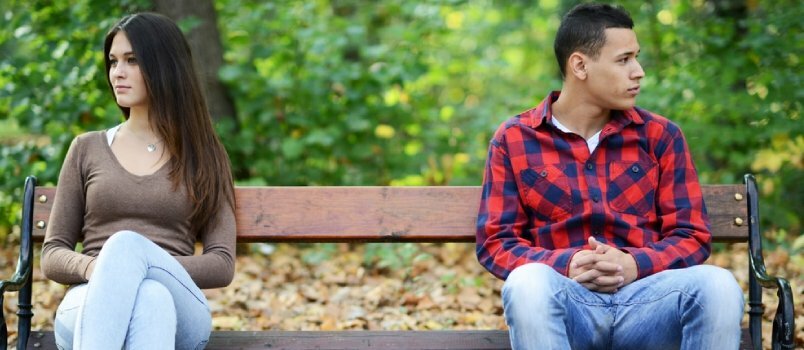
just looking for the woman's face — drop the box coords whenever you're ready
[108,32,148,110]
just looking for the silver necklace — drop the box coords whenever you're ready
[125,123,162,153]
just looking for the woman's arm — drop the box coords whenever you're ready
[174,202,236,289]
[41,136,97,284]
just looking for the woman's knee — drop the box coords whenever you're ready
[133,280,177,327]
[137,280,176,311]
[125,280,179,347]
[99,230,149,257]
[106,230,145,246]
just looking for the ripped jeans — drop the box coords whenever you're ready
[54,231,211,350]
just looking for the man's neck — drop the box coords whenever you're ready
[551,90,610,140]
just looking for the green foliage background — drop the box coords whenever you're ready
[1,0,801,246]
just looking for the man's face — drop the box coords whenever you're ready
[584,28,644,110]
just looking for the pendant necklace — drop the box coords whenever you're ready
[143,138,163,153]
[125,123,161,153]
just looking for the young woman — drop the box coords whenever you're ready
[41,12,236,350]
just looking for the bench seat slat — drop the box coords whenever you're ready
[23,331,510,349]
[26,329,753,350]
[32,185,748,243]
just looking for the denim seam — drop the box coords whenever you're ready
[146,265,209,310]
[608,304,618,350]
[614,288,702,310]
[57,305,81,314]
[565,289,611,307]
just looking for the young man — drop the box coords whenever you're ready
[475,3,744,349]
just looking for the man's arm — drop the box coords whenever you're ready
[476,133,581,280]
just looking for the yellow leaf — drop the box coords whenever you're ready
[212,316,241,330]
[375,124,396,139]
[425,320,444,330]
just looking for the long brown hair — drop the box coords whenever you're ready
[104,13,234,235]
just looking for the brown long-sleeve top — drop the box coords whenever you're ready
[41,131,235,289]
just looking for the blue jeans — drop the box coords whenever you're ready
[502,263,744,350]
[54,231,212,350]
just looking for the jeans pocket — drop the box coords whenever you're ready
[607,161,658,216]
[520,165,573,221]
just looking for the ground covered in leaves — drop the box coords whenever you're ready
[3,242,802,349]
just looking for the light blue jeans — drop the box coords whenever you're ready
[502,263,744,350]
[54,231,211,350]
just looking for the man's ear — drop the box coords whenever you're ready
[568,52,587,80]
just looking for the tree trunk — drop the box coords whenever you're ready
[153,0,237,124]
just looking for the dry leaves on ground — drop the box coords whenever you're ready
[3,242,802,349]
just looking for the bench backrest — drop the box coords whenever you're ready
[30,185,748,243]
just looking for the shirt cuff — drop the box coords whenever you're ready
[559,247,583,277]
[621,247,655,279]
[82,257,97,281]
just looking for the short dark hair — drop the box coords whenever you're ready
[554,3,634,78]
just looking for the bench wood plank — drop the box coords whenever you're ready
[25,329,754,350]
[31,185,748,243]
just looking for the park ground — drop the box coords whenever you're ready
[2,241,802,349]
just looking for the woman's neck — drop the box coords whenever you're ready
[126,107,154,135]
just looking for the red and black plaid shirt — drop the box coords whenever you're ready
[476,92,711,280]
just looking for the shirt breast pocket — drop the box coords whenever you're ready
[607,161,658,216]
[519,165,573,221]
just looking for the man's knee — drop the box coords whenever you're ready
[685,265,744,319]
[503,263,561,301]
[688,265,742,296]
[676,265,744,327]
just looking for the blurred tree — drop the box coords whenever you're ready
[153,0,237,123]
[0,0,800,245]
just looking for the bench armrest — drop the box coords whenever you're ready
[0,176,36,350]
[744,174,796,350]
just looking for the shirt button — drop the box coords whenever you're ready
[540,170,548,177]
[586,163,594,170]
[631,165,640,173]
[592,195,600,202]
[593,231,601,236]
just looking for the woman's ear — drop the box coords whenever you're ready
[568,52,587,80]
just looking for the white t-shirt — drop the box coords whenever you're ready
[551,115,601,153]
[106,124,122,146]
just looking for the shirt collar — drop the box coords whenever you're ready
[527,91,645,130]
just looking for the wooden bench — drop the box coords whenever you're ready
[1,174,795,349]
